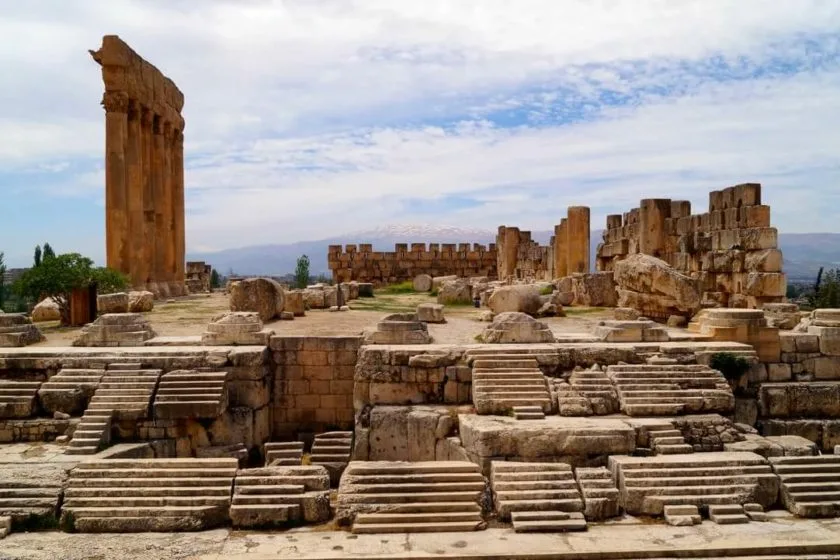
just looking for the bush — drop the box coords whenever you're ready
[382,281,415,295]
[709,352,752,383]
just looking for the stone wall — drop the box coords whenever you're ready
[270,336,360,440]
[596,184,786,309]
[328,243,497,285]
[90,35,186,297]
[0,418,77,443]
[186,261,212,293]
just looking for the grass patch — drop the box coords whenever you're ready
[380,281,416,295]
[564,307,606,315]
[348,297,416,314]
[539,285,554,296]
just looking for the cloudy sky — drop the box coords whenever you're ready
[2,0,839,267]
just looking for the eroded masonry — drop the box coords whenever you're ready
[91,35,186,296]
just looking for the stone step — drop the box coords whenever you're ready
[62,505,220,518]
[623,465,771,477]
[235,485,304,496]
[346,462,479,476]
[771,455,840,466]
[664,504,701,526]
[339,491,481,504]
[514,412,545,420]
[494,481,578,491]
[71,468,237,479]
[355,511,481,525]
[345,473,486,485]
[348,482,486,494]
[651,437,686,446]
[67,477,234,488]
[351,520,483,534]
[654,444,695,455]
[623,403,685,416]
[64,496,230,508]
[784,482,840,492]
[64,486,232,498]
[107,363,144,370]
[649,430,682,439]
[493,463,572,473]
[512,511,586,533]
[473,359,539,369]
[73,459,236,469]
[231,495,301,506]
[788,490,840,502]
[229,504,300,524]
[313,431,353,440]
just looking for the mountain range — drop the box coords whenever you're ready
[187,225,840,283]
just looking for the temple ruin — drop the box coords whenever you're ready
[90,35,186,297]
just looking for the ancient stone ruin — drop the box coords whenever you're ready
[186,261,213,293]
[90,35,187,297]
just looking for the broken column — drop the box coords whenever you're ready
[553,218,568,278]
[567,206,591,274]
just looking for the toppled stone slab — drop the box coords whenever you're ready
[201,311,273,345]
[128,291,154,312]
[481,312,554,343]
[283,290,305,316]
[764,303,800,330]
[460,415,635,472]
[416,303,445,324]
[437,279,472,305]
[594,319,669,343]
[764,435,818,456]
[72,313,156,347]
[229,277,285,322]
[614,254,701,319]
[365,313,431,344]
[31,298,60,322]
[0,314,45,348]
[488,285,543,316]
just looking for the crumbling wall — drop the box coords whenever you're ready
[596,184,785,309]
[186,261,212,293]
[328,243,496,285]
[496,227,553,281]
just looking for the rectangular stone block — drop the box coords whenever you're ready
[813,356,840,380]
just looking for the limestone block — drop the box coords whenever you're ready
[71,313,156,347]
[759,382,840,418]
[744,272,786,297]
[31,298,61,322]
[365,313,432,344]
[614,308,640,320]
[813,356,840,380]
[407,409,439,461]
[202,312,272,346]
[765,435,818,456]
[284,291,305,316]
[413,274,432,292]
[97,292,129,314]
[416,303,445,324]
[229,278,285,322]
[0,314,45,347]
[481,312,554,343]
[128,291,154,312]
[302,288,326,309]
[487,285,542,315]
[368,407,408,460]
[724,433,783,458]
[767,363,792,382]
[437,280,472,305]
[432,275,458,290]
[808,326,840,356]
[744,249,783,272]
[613,254,700,315]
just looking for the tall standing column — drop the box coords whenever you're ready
[553,219,568,278]
[152,116,167,296]
[102,91,130,275]
[172,129,186,294]
[567,206,591,274]
[125,99,144,288]
[137,107,153,290]
[161,123,174,297]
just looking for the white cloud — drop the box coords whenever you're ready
[0,0,839,262]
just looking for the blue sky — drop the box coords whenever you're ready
[2,0,840,268]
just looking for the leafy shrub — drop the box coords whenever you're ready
[709,352,752,382]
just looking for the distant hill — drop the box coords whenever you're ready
[187,225,840,282]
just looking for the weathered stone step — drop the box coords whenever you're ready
[231,494,301,505]
[339,491,481,504]
[351,520,483,534]
[651,437,686,446]
[512,511,587,533]
[235,485,304,495]
[64,486,231,498]
[494,480,578,491]
[655,444,695,455]
[71,468,237,479]
[67,477,233,488]
[64,496,230,507]
[62,505,220,518]
[345,462,479,476]
[623,403,685,416]
[473,359,539,369]
[74,459,236,469]
[355,511,480,525]
[623,465,771,477]
[348,482,486,494]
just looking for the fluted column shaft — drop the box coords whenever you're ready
[172,130,186,291]
[125,100,144,288]
[103,92,129,275]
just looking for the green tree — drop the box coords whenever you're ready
[0,251,6,311]
[210,269,221,289]
[42,243,55,260]
[14,252,128,325]
[294,254,310,289]
[34,245,42,267]
[811,268,840,309]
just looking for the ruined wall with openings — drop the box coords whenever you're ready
[328,243,497,285]
[496,227,553,281]
[596,184,785,308]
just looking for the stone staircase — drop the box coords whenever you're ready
[664,504,701,526]
[512,405,545,420]
[62,458,237,532]
[709,503,749,524]
[490,462,585,532]
[567,368,620,415]
[649,426,694,455]
[770,455,840,517]
[471,355,551,415]
[310,431,353,485]
[0,380,42,419]
[86,363,161,420]
[337,461,486,534]
[605,364,733,416]
[575,467,621,520]
[0,481,63,526]
[0,515,9,539]
[230,465,330,528]
[153,370,229,420]
[38,368,104,415]
[65,409,112,455]
[609,452,779,516]
[264,441,304,466]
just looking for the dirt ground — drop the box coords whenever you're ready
[32,291,614,347]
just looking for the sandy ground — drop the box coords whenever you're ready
[32,291,614,347]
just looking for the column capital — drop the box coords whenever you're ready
[102,91,130,113]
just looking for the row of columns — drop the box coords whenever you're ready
[103,91,185,296]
